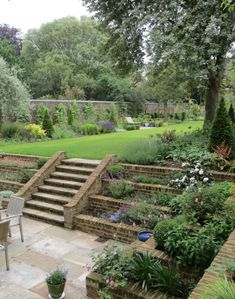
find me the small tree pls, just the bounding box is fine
[108,103,118,125]
[209,98,234,155]
[55,103,68,128]
[36,104,47,125]
[42,109,54,138]
[228,103,235,124]
[84,102,95,123]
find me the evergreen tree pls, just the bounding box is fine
[42,109,54,138]
[228,103,235,124]
[209,98,234,154]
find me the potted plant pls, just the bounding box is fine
[46,268,67,299]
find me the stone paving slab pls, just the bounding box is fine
[0,217,107,299]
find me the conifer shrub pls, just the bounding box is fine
[228,103,235,124]
[42,109,54,138]
[209,98,234,157]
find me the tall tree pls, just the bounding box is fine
[83,0,235,126]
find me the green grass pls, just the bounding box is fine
[0,121,202,160]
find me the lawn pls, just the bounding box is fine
[0,121,202,160]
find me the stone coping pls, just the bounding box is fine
[3,153,48,160]
[189,229,235,298]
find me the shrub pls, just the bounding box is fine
[121,141,172,165]
[181,111,186,121]
[21,171,33,183]
[224,196,235,217]
[106,164,125,179]
[42,109,54,138]
[55,103,68,128]
[24,124,46,139]
[37,158,48,169]
[228,103,235,124]
[209,97,234,156]
[133,175,168,185]
[1,122,22,139]
[52,125,76,139]
[36,104,47,125]
[182,182,232,224]
[153,217,185,250]
[79,123,100,135]
[97,121,115,133]
[124,203,165,229]
[109,180,134,198]
[157,130,177,144]
[46,268,67,285]
[0,190,14,198]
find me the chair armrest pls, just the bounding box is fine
[0,209,7,220]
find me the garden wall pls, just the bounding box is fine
[0,180,23,193]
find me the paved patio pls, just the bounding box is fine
[0,217,108,299]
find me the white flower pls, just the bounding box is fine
[182,175,187,182]
[194,168,199,173]
[199,169,204,175]
[203,177,209,183]
[190,177,195,182]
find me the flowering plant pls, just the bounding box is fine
[170,162,213,189]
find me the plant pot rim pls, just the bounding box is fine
[47,279,66,286]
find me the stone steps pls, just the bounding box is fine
[23,157,101,226]
[25,200,64,215]
[23,208,64,226]
[44,178,83,189]
[32,192,71,205]
[38,185,78,197]
[56,165,94,175]
[50,172,89,182]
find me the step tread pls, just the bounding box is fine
[32,192,70,204]
[45,178,83,188]
[38,185,78,194]
[25,200,64,212]
[51,172,89,181]
[23,208,64,223]
[62,158,101,166]
[56,165,94,173]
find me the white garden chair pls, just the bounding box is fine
[0,193,3,209]
[0,219,10,270]
[0,196,25,242]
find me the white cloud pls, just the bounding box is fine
[0,0,90,34]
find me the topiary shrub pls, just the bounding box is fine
[79,124,100,135]
[42,109,54,138]
[209,98,234,156]
[228,103,235,124]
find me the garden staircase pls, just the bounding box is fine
[23,158,101,226]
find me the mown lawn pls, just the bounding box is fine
[0,121,203,159]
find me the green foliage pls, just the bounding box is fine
[229,103,235,124]
[55,103,68,128]
[153,217,185,250]
[42,109,54,138]
[46,269,67,285]
[106,164,125,179]
[69,101,79,130]
[83,102,95,123]
[209,98,234,155]
[199,277,235,299]
[20,171,32,183]
[124,203,163,229]
[37,158,48,169]
[1,122,22,139]
[107,103,118,125]
[24,124,45,139]
[108,180,134,198]
[224,196,235,217]
[52,125,76,139]
[79,123,100,135]
[0,190,14,198]
[133,175,168,185]
[36,105,47,125]
[121,141,172,165]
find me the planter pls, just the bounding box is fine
[138,231,152,242]
[47,280,66,299]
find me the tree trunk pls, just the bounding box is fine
[204,74,220,129]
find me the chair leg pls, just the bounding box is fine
[8,226,12,238]
[5,244,9,271]
[19,216,24,242]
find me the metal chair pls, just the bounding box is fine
[0,196,25,242]
[0,219,10,270]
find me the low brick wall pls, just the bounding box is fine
[74,214,142,243]
[122,163,235,182]
[189,229,235,298]
[0,180,23,193]
[89,195,172,214]
[86,272,177,299]
[3,153,46,162]
[16,151,66,200]
[102,179,180,195]
[64,155,116,229]
[0,166,36,173]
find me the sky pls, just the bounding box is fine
[0,0,90,34]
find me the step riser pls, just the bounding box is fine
[61,161,98,169]
[56,166,93,175]
[50,173,88,183]
[38,187,76,197]
[25,203,64,215]
[44,181,82,190]
[23,213,64,227]
[32,194,68,205]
